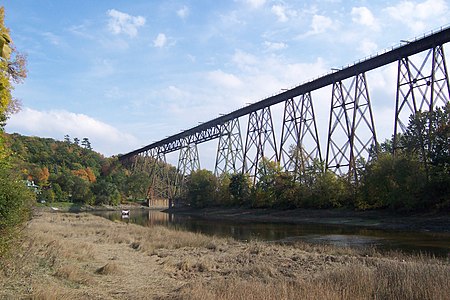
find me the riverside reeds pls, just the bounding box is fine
[0,212,448,299]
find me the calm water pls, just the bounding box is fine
[93,209,450,257]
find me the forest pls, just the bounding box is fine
[177,104,450,212]
[3,101,449,215]
[5,133,165,206]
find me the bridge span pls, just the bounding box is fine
[119,26,450,198]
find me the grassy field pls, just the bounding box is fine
[1,211,449,299]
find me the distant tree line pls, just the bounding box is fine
[5,133,175,206]
[178,104,450,212]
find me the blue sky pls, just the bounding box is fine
[2,0,449,167]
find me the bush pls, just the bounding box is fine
[0,165,34,256]
[358,153,427,210]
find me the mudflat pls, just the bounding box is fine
[1,211,449,299]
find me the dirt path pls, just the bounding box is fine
[1,211,449,299]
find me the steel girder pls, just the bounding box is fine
[120,27,450,165]
[159,125,222,155]
[279,93,322,180]
[214,118,244,176]
[130,148,173,201]
[243,107,278,182]
[326,73,377,180]
[175,141,200,196]
[393,45,450,151]
[146,150,172,201]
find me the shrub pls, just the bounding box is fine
[0,165,34,256]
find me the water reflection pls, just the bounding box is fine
[92,209,450,257]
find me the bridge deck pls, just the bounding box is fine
[120,26,450,160]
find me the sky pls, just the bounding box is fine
[2,0,450,168]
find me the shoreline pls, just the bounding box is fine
[36,202,450,233]
[1,211,449,299]
[165,206,450,234]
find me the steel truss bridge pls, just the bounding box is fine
[119,26,450,200]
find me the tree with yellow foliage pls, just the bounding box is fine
[0,6,31,257]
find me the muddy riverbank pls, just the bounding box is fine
[166,207,450,233]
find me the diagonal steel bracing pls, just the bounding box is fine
[326,73,377,180]
[175,141,200,195]
[214,119,244,176]
[393,45,450,152]
[119,27,450,190]
[279,93,322,180]
[146,150,173,200]
[243,107,278,183]
[120,27,450,166]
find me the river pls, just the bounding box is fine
[93,209,450,257]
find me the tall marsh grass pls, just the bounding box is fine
[1,212,449,300]
[178,256,450,300]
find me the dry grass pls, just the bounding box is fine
[0,211,449,300]
[95,262,121,275]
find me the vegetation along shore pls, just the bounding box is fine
[1,211,449,299]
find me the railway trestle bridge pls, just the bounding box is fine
[119,26,450,203]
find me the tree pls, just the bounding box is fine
[184,169,218,208]
[0,7,26,130]
[253,158,282,207]
[81,137,92,150]
[0,6,30,256]
[92,180,121,206]
[229,173,252,206]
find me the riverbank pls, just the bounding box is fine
[39,202,450,233]
[1,211,449,299]
[166,207,450,233]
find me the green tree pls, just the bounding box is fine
[184,169,218,208]
[216,173,231,206]
[81,137,92,150]
[0,6,30,257]
[359,151,427,210]
[71,176,94,205]
[0,166,35,256]
[0,7,26,130]
[229,173,252,206]
[124,172,151,200]
[92,180,121,205]
[253,158,282,208]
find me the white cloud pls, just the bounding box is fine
[244,0,266,9]
[264,41,287,51]
[220,10,246,27]
[153,33,167,48]
[271,5,288,22]
[89,59,115,78]
[351,7,379,30]
[358,39,378,55]
[309,15,333,35]
[299,14,334,38]
[107,9,145,38]
[177,5,190,19]
[232,50,258,71]
[385,0,448,33]
[42,32,62,46]
[6,108,139,156]
[207,70,242,88]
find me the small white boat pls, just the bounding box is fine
[121,210,130,218]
